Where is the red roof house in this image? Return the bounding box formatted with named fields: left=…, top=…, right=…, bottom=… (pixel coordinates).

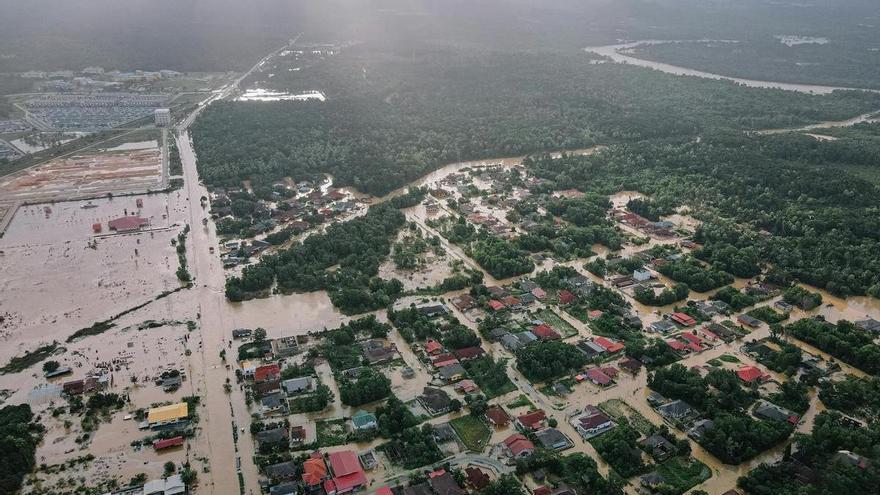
left=108, top=216, right=149, bottom=232
left=531, top=288, right=547, bottom=299
left=485, top=405, right=510, bottom=427
left=153, top=436, right=184, bottom=450
left=600, top=366, right=619, bottom=379
left=302, top=454, right=328, bottom=486
left=425, top=340, right=443, bottom=355
left=326, top=450, right=367, bottom=494
left=516, top=410, right=547, bottom=431
left=681, top=332, right=703, bottom=344
left=670, top=312, right=697, bottom=327
left=594, top=337, right=624, bottom=353
left=254, top=363, right=281, bottom=383
left=533, top=487, right=552, bottom=495
left=531, top=324, right=561, bottom=341
left=466, top=467, right=491, bottom=490
left=666, top=339, right=688, bottom=352
left=503, top=433, right=536, bottom=458
left=687, top=342, right=703, bottom=353
left=488, top=300, right=505, bottom=311
left=454, top=346, right=486, bottom=361
left=586, top=368, right=612, bottom=386
left=737, top=366, right=767, bottom=384
left=558, top=290, right=576, bottom=305
left=502, top=296, right=522, bottom=307
left=376, top=486, right=394, bottom=495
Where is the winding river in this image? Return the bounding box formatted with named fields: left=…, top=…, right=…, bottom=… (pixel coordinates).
left=584, top=40, right=880, bottom=95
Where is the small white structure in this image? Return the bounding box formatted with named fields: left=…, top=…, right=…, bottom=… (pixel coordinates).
left=154, top=108, right=171, bottom=126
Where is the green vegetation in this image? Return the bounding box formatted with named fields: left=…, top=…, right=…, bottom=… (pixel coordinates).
left=192, top=43, right=880, bottom=198
left=787, top=318, right=880, bottom=375
left=507, top=394, right=533, bottom=410
left=0, top=342, right=59, bottom=374
left=470, top=237, right=534, bottom=279
left=378, top=424, right=443, bottom=469
left=450, top=415, right=491, bottom=452
left=782, top=285, right=823, bottom=310
left=737, top=411, right=880, bottom=495
left=462, top=356, right=516, bottom=399
left=598, top=399, right=655, bottom=436
left=375, top=395, right=421, bottom=438
left=387, top=306, right=441, bottom=343
left=225, top=203, right=407, bottom=313
left=338, top=367, right=391, bottom=407
left=289, top=384, right=332, bottom=414
left=515, top=451, right=623, bottom=495
left=655, top=258, right=734, bottom=292
left=747, top=306, right=790, bottom=325
left=654, top=457, right=711, bottom=495
left=711, top=286, right=757, bottom=311
left=535, top=309, right=578, bottom=338
left=0, top=405, right=43, bottom=494
left=649, top=364, right=791, bottom=464
left=818, top=375, right=880, bottom=420
left=634, top=283, right=689, bottom=306
left=174, top=226, right=191, bottom=282
left=516, top=341, right=587, bottom=382
left=315, top=419, right=349, bottom=447
left=525, top=131, right=880, bottom=299
left=589, top=424, right=649, bottom=477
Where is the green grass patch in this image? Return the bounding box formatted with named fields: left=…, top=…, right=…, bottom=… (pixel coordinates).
left=316, top=419, right=350, bottom=447
left=450, top=415, right=491, bottom=452
left=0, top=342, right=60, bottom=374
left=535, top=308, right=579, bottom=338
left=747, top=306, right=790, bottom=325
left=507, top=394, right=533, bottom=409
left=654, top=457, right=712, bottom=494
left=718, top=354, right=740, bottom=363
left=706, top=359, right=722, bottom=367
left=598, top=399, right=656, bottom=436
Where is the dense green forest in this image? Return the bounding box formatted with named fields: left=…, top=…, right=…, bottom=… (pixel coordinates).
left=225, top=202, right=406, bottom=312
left=786, top=318, right=880, bottom=375
left=525, top=131, right=880, bottom=298
left=191, top=45, right=880, bottom=196
left=0, top=404, right=42, bottom=494
left=737, top=411, right=880, bottom=494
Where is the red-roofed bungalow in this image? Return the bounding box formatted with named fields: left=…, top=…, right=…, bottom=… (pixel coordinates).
left=516, top=410, right=547, bottom=431
left=531, top=324, right=560, bottom=340
left=737, top=366, right=767, bottom=384
left=153, top=436, right=184, bottom=450
left=594, top=337, right=624, bottom=353
left=670, top=312, right=697, bottom=327
left=488, top=300, right=505, bottom=311
left=666, top=339, right=688, bottom=352
left=326, top=450, right=367, bottom=494
left=254, top=363, right=280, bottom=383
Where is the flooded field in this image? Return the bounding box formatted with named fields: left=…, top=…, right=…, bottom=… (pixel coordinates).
left=236, top=88, right=326, bottom=102
left=0, top=193, right=187, bottom=364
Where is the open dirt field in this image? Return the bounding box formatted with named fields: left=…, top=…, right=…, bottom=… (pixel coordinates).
left=0, top=146, right=162, bottom=202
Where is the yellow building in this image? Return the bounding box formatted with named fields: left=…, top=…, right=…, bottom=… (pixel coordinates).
left=147, top=402, right=189, bottom=427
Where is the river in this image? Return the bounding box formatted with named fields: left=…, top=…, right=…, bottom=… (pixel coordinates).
left=584, top=41, right=880, bottom=96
